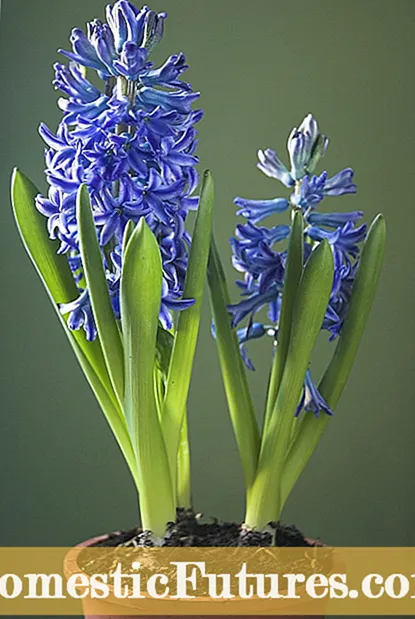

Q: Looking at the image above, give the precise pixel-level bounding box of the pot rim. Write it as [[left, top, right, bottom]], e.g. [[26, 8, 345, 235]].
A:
[[64, 532, 326, 613]]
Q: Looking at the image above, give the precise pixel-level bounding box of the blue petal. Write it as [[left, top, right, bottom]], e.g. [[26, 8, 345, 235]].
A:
[[138, 87, 200, 114], [296, 369, 334, 418], [257, 149, 294, 187], [307, 210, 363, 228], [234, 197, 289, 224], [228, 288, 279, 327], [59, 28, 107, 73], [113, 42, 148, 80], [322, 168, 356, 197], [236, 322, 266, 344]]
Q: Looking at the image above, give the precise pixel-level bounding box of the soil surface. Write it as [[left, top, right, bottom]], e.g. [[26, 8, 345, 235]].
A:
[[92, 509, 316, 547], [80, 510, 325, 582]]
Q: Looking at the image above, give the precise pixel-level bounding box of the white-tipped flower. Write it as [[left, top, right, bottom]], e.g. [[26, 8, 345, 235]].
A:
[[287, 113, 327, 180], [257, 148, 294, 187]]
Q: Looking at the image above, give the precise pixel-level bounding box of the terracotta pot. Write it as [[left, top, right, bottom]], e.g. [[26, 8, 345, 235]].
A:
[[64, 534, 325, 619]]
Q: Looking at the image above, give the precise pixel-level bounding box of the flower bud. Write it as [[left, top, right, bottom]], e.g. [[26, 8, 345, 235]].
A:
[[306, 133, 329, 175], [143, 10, 166, 52]]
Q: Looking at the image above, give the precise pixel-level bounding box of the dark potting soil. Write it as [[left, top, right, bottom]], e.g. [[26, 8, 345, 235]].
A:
[[91, 508, 315, 548], [79, 510, 326, 583]]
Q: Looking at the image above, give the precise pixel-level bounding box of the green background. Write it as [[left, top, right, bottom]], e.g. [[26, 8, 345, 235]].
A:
[[0, 0, 413, 569]]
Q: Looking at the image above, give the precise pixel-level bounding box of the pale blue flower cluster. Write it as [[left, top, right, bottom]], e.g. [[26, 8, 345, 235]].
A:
[[230, 115, 366, 416], [36, 1, 202, 339]]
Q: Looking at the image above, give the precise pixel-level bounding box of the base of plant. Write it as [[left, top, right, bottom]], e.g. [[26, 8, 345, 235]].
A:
[[87, 509, 316, 549], [69, 511, 324, 619]]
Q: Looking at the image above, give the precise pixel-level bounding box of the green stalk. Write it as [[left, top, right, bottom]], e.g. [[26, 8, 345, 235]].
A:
[[208, 235, 260, 491], [177, 414, 192, 507], [263, 211, 304, 432], [163, 171, 214, 492], [245, 240, 334, 528], [280, 214, 386, 507], [121, 219, 175, 536]]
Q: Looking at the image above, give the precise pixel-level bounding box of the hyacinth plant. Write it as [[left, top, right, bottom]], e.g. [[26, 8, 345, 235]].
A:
[[11, 1, 386, 539]]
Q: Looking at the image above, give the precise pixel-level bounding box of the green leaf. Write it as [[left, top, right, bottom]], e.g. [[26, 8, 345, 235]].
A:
[[319, 214, 387, 404], [245, 240, 334, 528], [77, 185, 124, 405], [208, 233, 260, 490], [163, 170, 214, 484], [122, 219, 135, 253], [11, 169, 134, 479], [12, 169, 78, 303], [72, 342, 137, 485], [280, 214, 386, 507], [283, 239, 334, 401], [11, 170, 115, 396], [263, 210, 304, 430], [120, 218, 175, 535]]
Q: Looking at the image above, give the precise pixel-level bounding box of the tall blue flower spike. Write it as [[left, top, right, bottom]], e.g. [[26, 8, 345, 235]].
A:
[[36, 1, 202, 339], [230, 114, 365, 417]]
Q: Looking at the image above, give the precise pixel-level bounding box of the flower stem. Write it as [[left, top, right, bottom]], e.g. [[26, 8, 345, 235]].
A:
[[176, 415, 192, 508]]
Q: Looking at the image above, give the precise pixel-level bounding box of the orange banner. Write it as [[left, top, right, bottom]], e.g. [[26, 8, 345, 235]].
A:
[[0, 547, 414, 614]]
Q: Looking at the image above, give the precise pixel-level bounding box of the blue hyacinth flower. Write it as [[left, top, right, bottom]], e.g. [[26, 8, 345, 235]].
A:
[[36, 1, 202, 339], [228, 114, 367, 418]]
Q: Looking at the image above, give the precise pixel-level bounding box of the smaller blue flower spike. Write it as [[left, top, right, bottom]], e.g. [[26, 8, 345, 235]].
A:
[[230, 114, 366, 417], [37, 1, 202, 337]]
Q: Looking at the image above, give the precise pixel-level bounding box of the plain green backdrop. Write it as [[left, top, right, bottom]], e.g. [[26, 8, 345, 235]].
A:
[[0, 0, 414, 566]]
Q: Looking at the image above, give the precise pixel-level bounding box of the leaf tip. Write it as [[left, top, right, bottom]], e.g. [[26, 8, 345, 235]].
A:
[[201, 169, 214, 196], [11, 167, 24, 197], [126, 217, 160, 266], [136, 216, 146, 234], [77, 183, 90, 203], [370, 213, 386, 237]]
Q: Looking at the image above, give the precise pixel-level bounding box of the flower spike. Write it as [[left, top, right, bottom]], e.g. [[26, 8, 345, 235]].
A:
[[37, 1, 202, 340]]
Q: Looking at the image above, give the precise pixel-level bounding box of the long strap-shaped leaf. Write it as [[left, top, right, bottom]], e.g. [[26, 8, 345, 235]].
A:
[[280, 214, 386, 507], [11, 169, 135, 477], [77, 185, 124, 406], [12, 169, 136, 452], [245, 240, 334, 528], [11, 169, 114, 401], [120, 218, 175, 535], [208, 234, 260, 490], [163, 171, 214, 488], [72, 342, 137, 482], [263, 211, 304, 432]]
